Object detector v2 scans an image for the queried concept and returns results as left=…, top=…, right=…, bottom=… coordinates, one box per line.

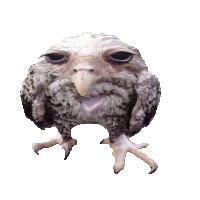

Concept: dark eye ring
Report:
left=45, top=53, right=67, bottom=64
left=108, top=51, right=133, bottom=63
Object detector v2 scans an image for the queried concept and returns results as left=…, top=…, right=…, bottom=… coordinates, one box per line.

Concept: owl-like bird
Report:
left=20, top=33, right=161, bottom=174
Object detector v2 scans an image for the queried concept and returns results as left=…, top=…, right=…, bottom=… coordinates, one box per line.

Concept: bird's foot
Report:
left=101, top=134, right=157, bottom=174
left=32, top=135, right=77, bottom=160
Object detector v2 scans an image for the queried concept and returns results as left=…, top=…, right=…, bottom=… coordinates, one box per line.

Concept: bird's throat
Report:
left=79, top=96, right=102, bottom=112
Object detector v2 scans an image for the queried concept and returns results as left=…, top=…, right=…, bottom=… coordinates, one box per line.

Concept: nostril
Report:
left=73, top=69, right=78, bottom=73
left=89, top=69, right=94, bottom=72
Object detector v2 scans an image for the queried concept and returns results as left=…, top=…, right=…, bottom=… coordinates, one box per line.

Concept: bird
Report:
left=20, top=32, right=161, bottom=174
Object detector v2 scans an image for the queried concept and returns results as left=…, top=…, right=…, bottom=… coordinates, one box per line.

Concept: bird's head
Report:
left=34, top=32, right=147, bottom=97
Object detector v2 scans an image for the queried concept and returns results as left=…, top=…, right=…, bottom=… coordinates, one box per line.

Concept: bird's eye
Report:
left=45, top=53, right=67, bottom=64
left=108, top=52, right=133, bottom=63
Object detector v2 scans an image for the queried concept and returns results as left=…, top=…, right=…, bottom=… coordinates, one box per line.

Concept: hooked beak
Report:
left=72, top=70, right=95, bottom=96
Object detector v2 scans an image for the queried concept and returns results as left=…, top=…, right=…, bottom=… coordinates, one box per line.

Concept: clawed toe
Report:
left=62, top=139, right=77, bottom=160
left=63, top=145, right=72, bottom=160
left=32, top=143, right=41, bottom=155
left=135, top=143, right=149, bottom=149
left=148, top=164, right=158, bottom=174
left=32, top=134, right=63, bottom=156
left=100, top=138, right=110, bottom=144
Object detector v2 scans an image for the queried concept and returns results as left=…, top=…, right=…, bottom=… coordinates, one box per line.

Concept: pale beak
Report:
left=72, top=71, right=95, bottom=96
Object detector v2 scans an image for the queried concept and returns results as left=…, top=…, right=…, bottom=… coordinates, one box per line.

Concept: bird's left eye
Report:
left=108, top=52, right=133, bottom=63
left=45, top=53, right=67, bottom=64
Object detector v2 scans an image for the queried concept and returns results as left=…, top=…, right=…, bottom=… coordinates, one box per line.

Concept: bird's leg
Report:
left=101, top=134, right=158, bottom=174
left=32, top=134, right=77, bottom=159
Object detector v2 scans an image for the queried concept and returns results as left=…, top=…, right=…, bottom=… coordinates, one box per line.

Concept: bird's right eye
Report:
left=108, top=51, right=133, bottom=63
left=45, top=53, right=67, bottom=64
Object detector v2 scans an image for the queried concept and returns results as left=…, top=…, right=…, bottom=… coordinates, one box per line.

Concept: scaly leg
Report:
left=101, top=134, right=158, bottom=174
left=32, top=133, right=77, bottom=159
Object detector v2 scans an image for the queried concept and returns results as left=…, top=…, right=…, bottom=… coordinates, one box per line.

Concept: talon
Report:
left=148, top=164, right=158, bottom=174
left=64, top=155, right=68, bottom=160
left=32, top=144, right=40, bottom=155
left=64, top=146, right=72, bottom=160
left=113, top=164, right=125, bottom=174
left=114, top=169, right=121, bottom=174
left=100, top=138, right=110, bottom=144
left=62, top=139, right=77, bottom=160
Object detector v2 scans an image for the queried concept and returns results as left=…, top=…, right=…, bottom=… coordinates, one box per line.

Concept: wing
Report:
left=20, top=66, right=54, bottom=129
left=128, top=70, right=161, bottom=136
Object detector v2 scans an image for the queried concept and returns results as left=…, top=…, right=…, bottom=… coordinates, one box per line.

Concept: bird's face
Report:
left=35, top=33, right=147, bottom=97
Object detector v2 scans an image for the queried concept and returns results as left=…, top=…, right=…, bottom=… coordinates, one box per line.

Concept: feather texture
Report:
left=129, top=70, right=161, bottom=135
